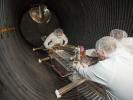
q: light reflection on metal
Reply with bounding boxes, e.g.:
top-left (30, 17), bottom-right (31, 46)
top-left (29, 5), bottom-right (51, 24)
top-left (55, 78), bottom-right (87, 98)
top-left (0, 27), bottom-right (15, 33)
top-left (38, 57), bottom-right (50, 63)
top-left (32, 46), bottom-right (45, 51)
top-left (0, 27), bottom-right (16, 39)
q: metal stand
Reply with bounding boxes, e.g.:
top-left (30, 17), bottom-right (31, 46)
top-left (38, 57), bottom-right (50, 63)
top-left (32, 47), bottom-right (43, 51)
top-left (55, 78), bottom-right (86, 98)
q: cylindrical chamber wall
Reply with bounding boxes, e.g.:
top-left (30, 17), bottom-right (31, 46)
top-left (46, 0), bottom-right (133, 48)
top-left (0, 0), bottom-right (69, 100)
top-left (20, 10), bottom-right (60, 46)
top-left (0, 0), bottom-right (133, 100)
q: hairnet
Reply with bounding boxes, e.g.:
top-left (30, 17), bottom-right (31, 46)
top-left (110, 29), bottom-right (128, 40)
top-left (95, 36), bottom-right (117, 54)
top-left (54, 28), bottom-right (64, 34)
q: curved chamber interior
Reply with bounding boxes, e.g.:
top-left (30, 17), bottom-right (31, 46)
top-left (0, 0), bottom-right (133, 100)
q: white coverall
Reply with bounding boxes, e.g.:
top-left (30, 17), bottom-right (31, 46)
top-left (44, 32), bottom-right (68, 49)
top-left (74, 48), bottom-right (133, 100)
top-left (120, 37), bottom-right (133, 54)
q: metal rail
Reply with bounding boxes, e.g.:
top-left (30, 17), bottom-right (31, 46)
top-left (0, 27), bottom-right (15, 33)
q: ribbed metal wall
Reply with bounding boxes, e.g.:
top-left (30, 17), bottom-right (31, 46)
top-left (0, 0), bottom-right (70, 100)
top-left (47, 0), bottom-right (133, 48)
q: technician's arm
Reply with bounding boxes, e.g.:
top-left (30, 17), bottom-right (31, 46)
top-left (73, 62), bottom-right (111, 86)
top-left (62, 35), bottom-right (68, 46)
top-left (44, 33), bottom-right (55, 49)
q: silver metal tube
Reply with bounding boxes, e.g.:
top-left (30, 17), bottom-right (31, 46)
top-left (55, 78), bottom-right (86, 98)
top-left (32, 47), bottom-right (43, 51)
top-left (38, 57), bottom-right (50, 63)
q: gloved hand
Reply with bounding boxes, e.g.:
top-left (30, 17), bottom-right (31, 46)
top-left (72, 61), bottom-right (83, 69)
top-left (85, 49), bottom-right (98, 57)
top-left (48, 49), bottom-right (54, 54)
top-left (72, 61), bottom-right (88, 69)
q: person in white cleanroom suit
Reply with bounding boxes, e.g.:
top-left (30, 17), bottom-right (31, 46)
top-left (44, 28), bottom-right (68, 49)
top-left (110, 29), bottom-right (128, 40)
top-left (110, 29), bottom-right (133, 54)
top-left (73, 36), bottom-right (133, 100)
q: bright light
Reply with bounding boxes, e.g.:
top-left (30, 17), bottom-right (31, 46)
top-left (29, 5), bottom-right (51, 24)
